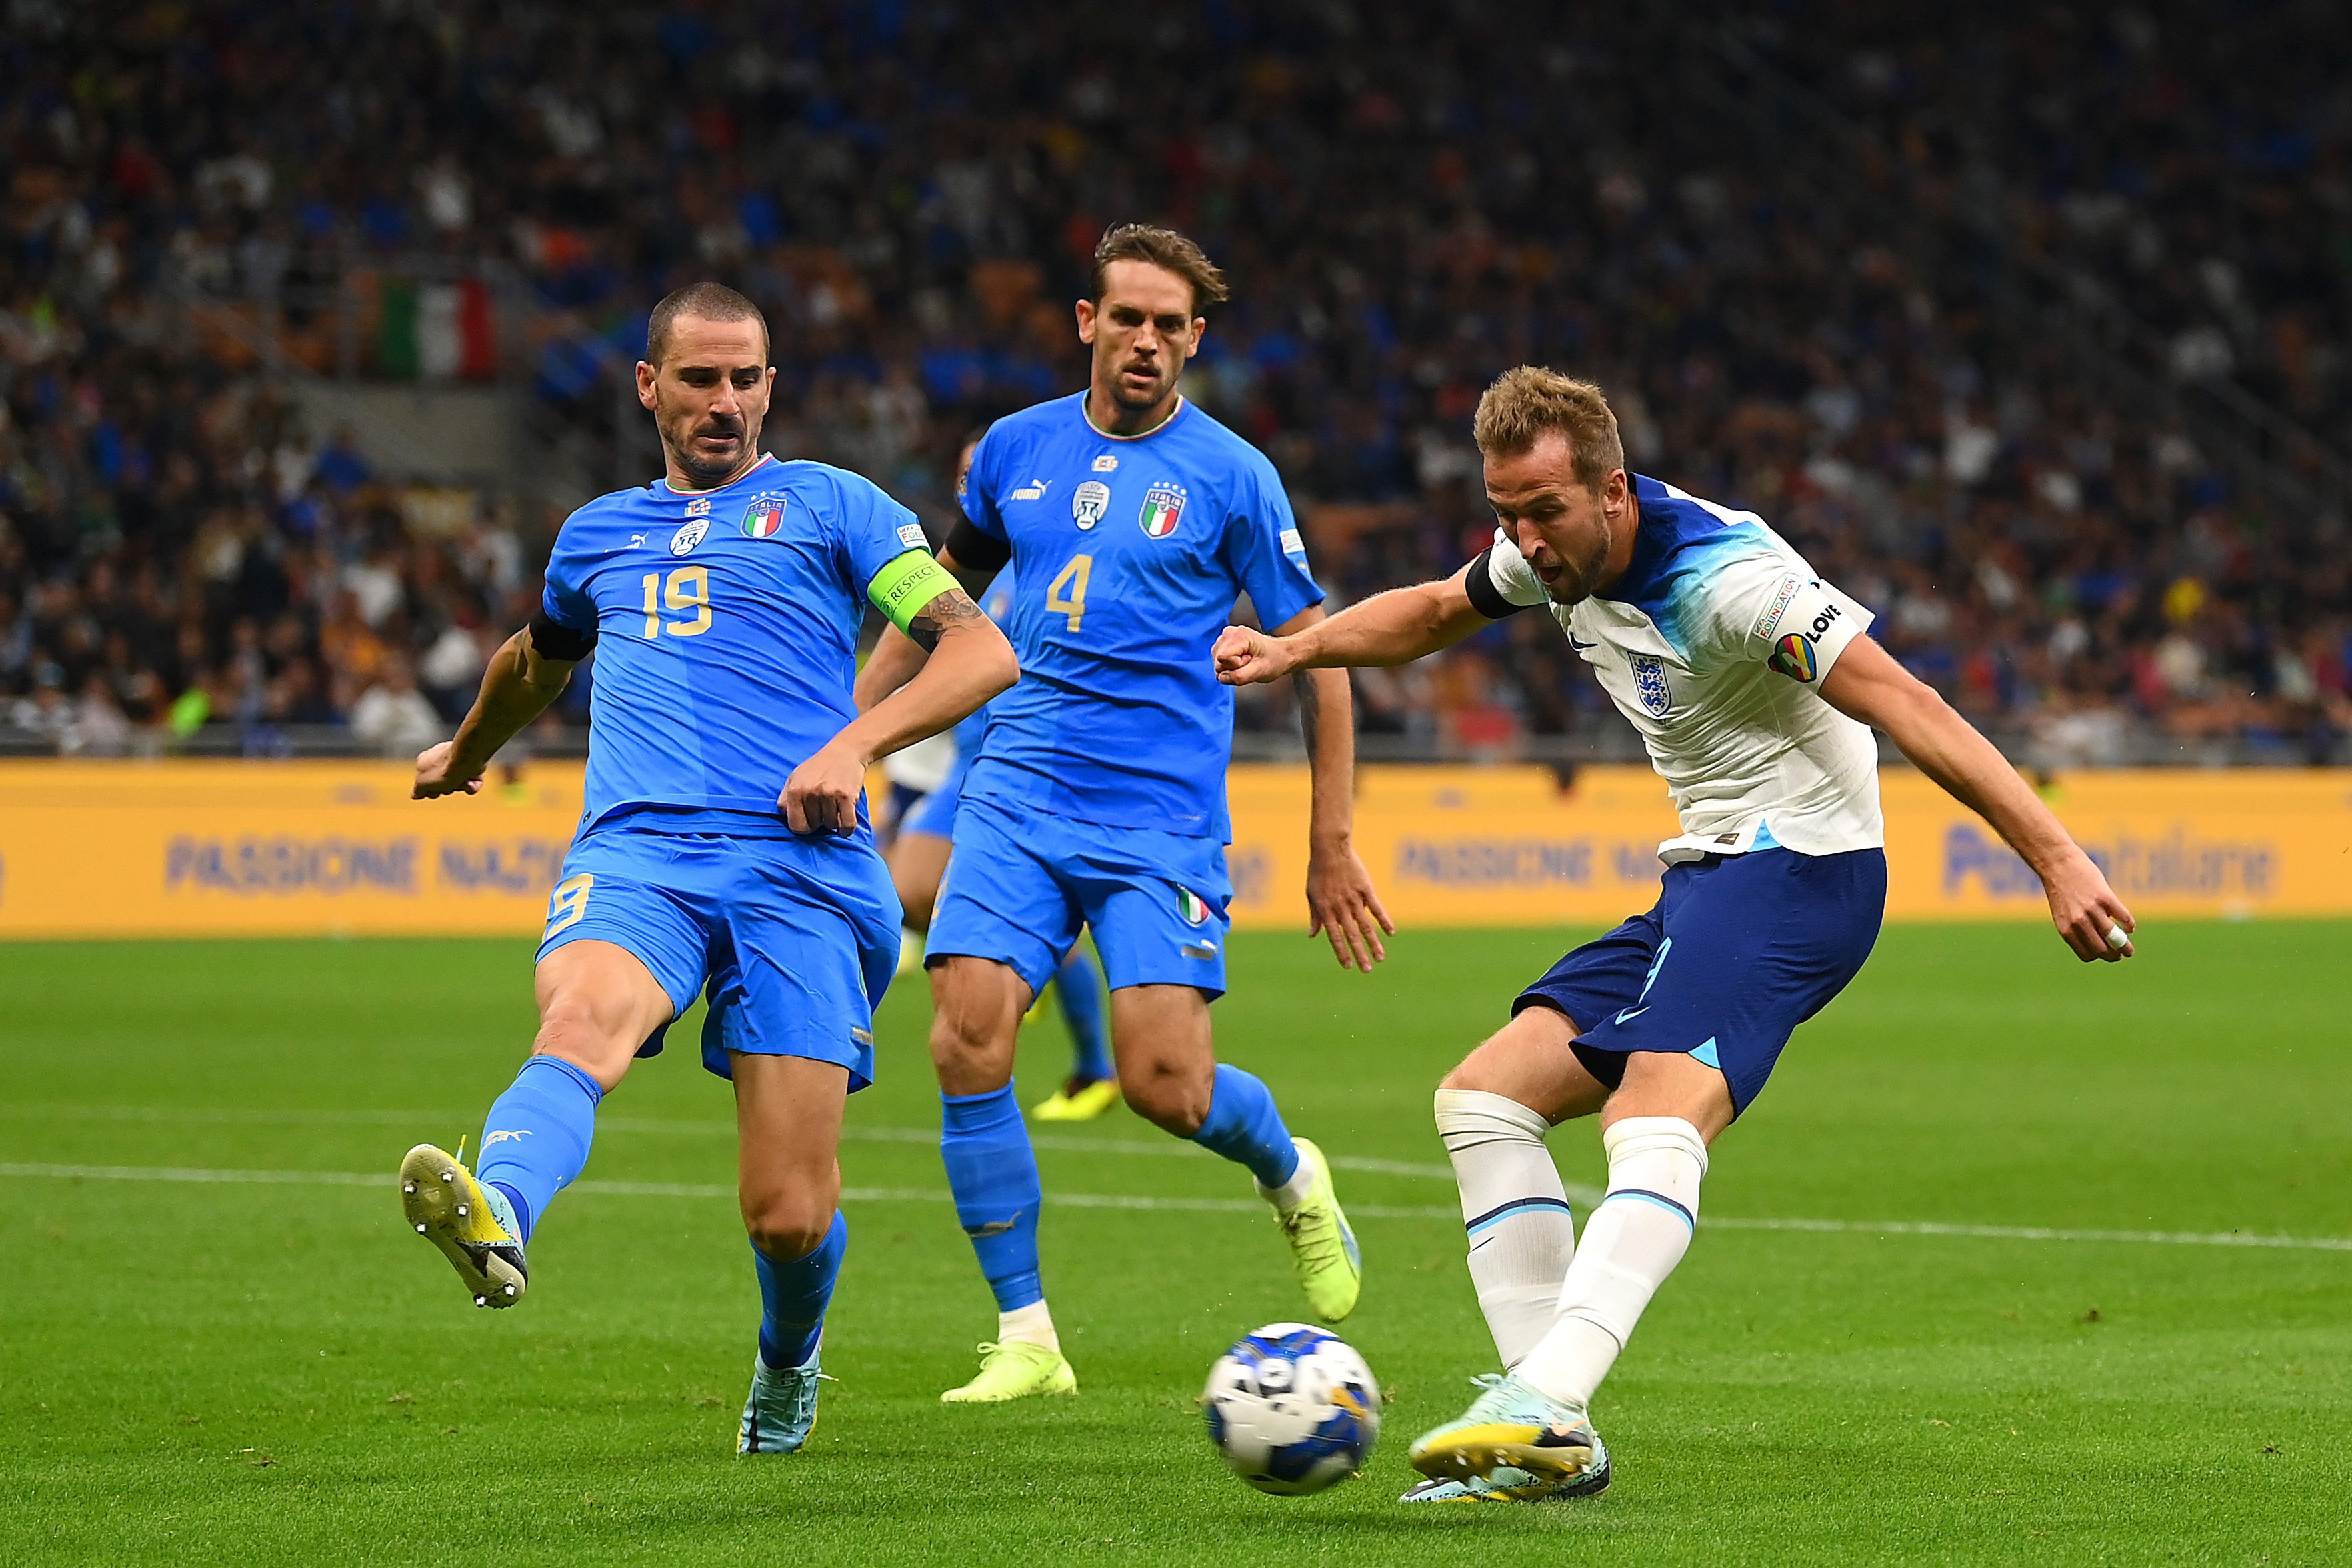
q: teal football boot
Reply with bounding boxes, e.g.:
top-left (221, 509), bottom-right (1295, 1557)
top-left (739, 1354), bottom-right (829, 1454)
top-left (1408, 1371), bottom-right (1609, 1490)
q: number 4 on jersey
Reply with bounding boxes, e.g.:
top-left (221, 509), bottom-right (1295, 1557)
top-left (1047, 553), bottom-right (1092, 632)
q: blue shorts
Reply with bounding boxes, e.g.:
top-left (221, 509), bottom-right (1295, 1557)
top-left (899, 759), bottom-right (968, 841)
top-left (927, 794), bottom-right (1231, 999)
top-left (1516, 847), bottom-right (1886, 1115)
top-left (535, 821), bottom-right (901, 1091)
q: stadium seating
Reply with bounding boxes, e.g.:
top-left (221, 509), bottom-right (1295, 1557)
top-left (1, 3), bottom-right (2345, 761)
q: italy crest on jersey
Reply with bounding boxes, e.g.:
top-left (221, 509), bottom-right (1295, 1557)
top-left (1631, 653), bottom-right (1673, 717)
top-left (1139, 483), bottom-right (1186, 539)
top-left (741, 494), bottom-right (787, 539)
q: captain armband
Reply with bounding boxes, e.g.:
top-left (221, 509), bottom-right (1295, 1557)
top-left (867, 549), bottom-right (960, 636)
top-left (527, 609), bottom-right (599, 661)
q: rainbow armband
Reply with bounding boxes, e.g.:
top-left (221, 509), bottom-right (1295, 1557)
top-left (867, 549), bottom-right (958, 635)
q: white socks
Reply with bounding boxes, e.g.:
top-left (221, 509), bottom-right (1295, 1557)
top-left (1515, 1115), bottom-right (1708, 1410)
top-left (1435, 1089), bottom-right (1577, 1371)
top-left (1257, 1145), bottom-right (1316, 1215)
top-left (997, 1299), bottom-right (1060, 1353)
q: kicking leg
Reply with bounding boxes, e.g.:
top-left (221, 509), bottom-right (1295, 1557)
top-left (1411, 1047), bottom-right (1726, 1492)
top-left (733, 1053), bottom-right (852, 1455)
top-left (1434, 1005), bottom-right (1610, 1371)
top-left (931, 955), bottom-right (1077, 1402)
top-left (399, 938), bottom-right (671, 1308)
top-left (1113, 984), bottom-right (1360, 1323)
top-left (1513, 1052), bottom-right (1726, 1410)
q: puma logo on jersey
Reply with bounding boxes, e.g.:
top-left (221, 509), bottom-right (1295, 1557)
top-left (483, 1129), bottom-right (532, 1147)
top-left (1010, 479), bottom-right (1051, 501)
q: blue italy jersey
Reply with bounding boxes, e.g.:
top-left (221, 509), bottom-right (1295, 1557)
top-left (958, 393), bottom-right (1322, 840)
top-left (541, 453), bottom-right (931, 836)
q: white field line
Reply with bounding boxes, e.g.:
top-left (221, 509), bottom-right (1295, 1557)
top-left (0, 1103), bottom-right (1461, 1181)
top-left (4, 1158), bottom-right (2352, 1252)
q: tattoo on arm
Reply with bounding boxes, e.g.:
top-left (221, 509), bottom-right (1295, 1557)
top-left (1295, 665), bottom-right (1321, 747)
top-left (909, 587), bottom-right (985, 653)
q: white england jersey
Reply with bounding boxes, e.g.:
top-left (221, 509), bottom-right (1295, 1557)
top-left (1470, 475), bottom-right (1883, 863)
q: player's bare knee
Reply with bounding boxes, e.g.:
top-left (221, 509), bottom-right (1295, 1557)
top-left (743, 1199), bottom-right (831, 1263)
top-left (1118, 1056), bottom-right (1210, 1135)
top-left (893, 874), bottom-right (936, 931)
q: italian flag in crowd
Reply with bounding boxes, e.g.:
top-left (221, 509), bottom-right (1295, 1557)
top-left (378, 277), bottom-right (498, 380)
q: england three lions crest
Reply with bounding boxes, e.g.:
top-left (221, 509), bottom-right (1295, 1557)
top-left (1630, 653), bottom-right (1672, 717)
top-left (1138, 483), bottom-right (1186, 539)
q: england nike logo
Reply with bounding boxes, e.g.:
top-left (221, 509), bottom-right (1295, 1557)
top-left (1613, 1005), bottom-right (1648, 1025)
top-left (1569, 635), bottom-right (1598, 652)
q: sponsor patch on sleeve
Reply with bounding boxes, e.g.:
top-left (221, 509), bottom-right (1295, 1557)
top-left (1278, 526), bottom-right (1307, 561)
top-left (1750, 573), bottom-right (1804, 640)
top-left (897, 521), bottom-right (929, 550)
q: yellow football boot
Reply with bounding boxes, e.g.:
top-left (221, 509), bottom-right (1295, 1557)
top-left (399, 1143), bottom-right (527, 1309)
top-left (1031, 1077), bottom-right (1120, 1122)
top-left (939, 1341), bottom-right (1079, 1403)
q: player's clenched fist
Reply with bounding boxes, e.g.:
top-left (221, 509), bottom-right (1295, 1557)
top-left (411, 740), bottom-right (485, 799)
top-left (1213, 625), bottom-right (1296, 687)
top-left (782, 740), bottom-right (867, 835)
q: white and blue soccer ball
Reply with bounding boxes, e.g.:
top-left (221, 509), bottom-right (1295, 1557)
top-left (1203, 1323), bottom-right (1381, 1495)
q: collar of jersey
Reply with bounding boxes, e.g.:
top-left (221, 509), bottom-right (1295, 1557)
top-left (658, 451), bottom-right (775, 497)
top-left (1081, 394), bottom-right (1187, 442)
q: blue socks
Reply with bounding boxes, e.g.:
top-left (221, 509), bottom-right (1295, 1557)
top-left (753, 1210), bottom-right (847, 1371)
top-left (474, 1055), bottom-right (603, 1243)
top-left (1053, 947), bottom-right (1113, 1083)
top-left (939, 1083), bottom-right (1044, 1311)
top-left (1191, 1063), bottom-right (1301, 1189)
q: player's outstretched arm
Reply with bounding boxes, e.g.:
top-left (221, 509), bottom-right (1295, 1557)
top-left (1819, 633), bottom-right (2135, 963)
top-left (1277, 605), bottom-right (1395, 971)
top-left (1214, 567), bottom-right (1491, 686)
top-left (413, 626), bottom-right (577, 800)
top-left (784, 585), bottom-right (1017, 834)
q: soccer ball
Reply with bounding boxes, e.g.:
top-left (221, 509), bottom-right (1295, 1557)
top-left (1202, 1323), bottom-right (1381, 1495)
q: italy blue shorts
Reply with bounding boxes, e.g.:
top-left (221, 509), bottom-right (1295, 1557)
top-left (1515, 846), bottom-right (1887, 1115)
top-left (535, 819), bottom-right (901, 1091)
top-left (899, 758), bottom-right (968, 840)
top-left (927, 794), bottom-right (1231, 999)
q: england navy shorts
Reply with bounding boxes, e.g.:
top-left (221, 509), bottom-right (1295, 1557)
top-left (1515, 846), bottom-right (1886, 1115)
top-left (535, 820), bottom-right (901, 1091)
top-left (927, 794), bottom-right (1231, 999)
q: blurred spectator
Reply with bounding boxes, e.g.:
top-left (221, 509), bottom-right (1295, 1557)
top-left (347, 655), bottom-right (443, 759)
top-left (0, 2), bottom-right (2343, 762)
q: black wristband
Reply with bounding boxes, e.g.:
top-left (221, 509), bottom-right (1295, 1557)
top-left (1463, 548), bottom-right (1531, 620)
top-left (945, 516), bottom-right (1013, 572)
top-left (528, 609), bottom-right (599, 661)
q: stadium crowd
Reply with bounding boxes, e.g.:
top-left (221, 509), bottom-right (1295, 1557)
top-left (3, 2), bottom-right (2347, 761)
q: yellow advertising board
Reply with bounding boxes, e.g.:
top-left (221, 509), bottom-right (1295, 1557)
top-left (1, 760), bottom-right (2347, 939)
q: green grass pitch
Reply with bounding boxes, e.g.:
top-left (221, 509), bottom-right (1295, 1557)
top-left (4, 921), bottom-right (2350, 1565)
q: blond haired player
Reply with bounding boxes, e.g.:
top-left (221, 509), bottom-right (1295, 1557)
top-left (1215, 367), bottom-right (2135, 1503)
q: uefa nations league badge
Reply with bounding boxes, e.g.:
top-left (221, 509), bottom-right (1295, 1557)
top-left (1072, 479), bottom-right (1111, 531)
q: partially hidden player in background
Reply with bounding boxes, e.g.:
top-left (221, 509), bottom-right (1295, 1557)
top-left (1215, 368), bottom-right (2136, 1504)
top-left (885, 430), bottom-right (1119, 1123)
top-left (860, 225), bottom-right (1395, 1403)
top-left (399, 283), bottom-right (1014, 1456)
